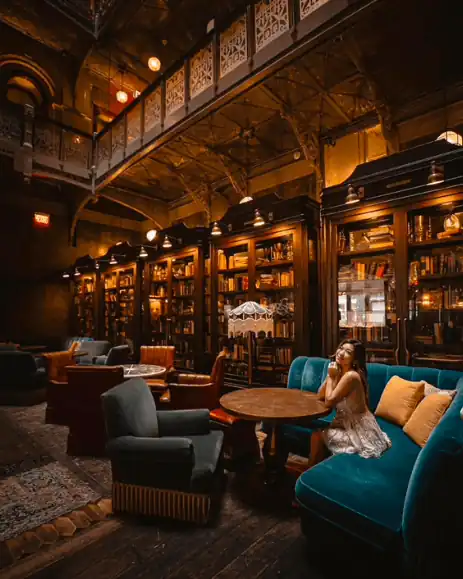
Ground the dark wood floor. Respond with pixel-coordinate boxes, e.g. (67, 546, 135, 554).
(27, 491, 324, 579)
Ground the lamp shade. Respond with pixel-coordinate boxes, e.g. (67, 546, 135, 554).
(227, 301, 273, 337)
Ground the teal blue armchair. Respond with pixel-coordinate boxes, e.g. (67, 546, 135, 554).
(289, 357, 463, 579)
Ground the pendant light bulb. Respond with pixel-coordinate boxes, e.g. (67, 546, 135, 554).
(162, 235, 172, 249)
(95, 261, 100, 270)
(116, 90, 128, 104)
(109, 255, 118, 265)
(240, 196, 253, 204)
(428, 160, 445, 185)
(253, 209, 265, 227)
(62, 272, 70, 279)
(74, 268, 81, 277)
(148, 57, 161, 72)
(211, 221, 222, 236)
(146, 229, 157, 242)
(139, 246, 148, 258)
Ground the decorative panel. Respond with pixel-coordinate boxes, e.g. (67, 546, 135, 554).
(166, 68, 185, 116)
(220, 15, 248, 78)
(63, 132, 90, 168)
(111, 119, 125, 156)
(144, 88, 162, 133)
(34, 122, 60, 158)
(97, 132, 110, 166)
(255, 0, 289, 52)
(300, 0, 331, 20)
(127, 103, 141, 144)
(190, 44, 213, 99)
(0, 109, 21, 143)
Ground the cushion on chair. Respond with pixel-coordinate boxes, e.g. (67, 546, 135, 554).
(101, 378, 159, 439)
(210, 407, 239, 425)
(76, 341, 111, 365)
(296, 418, 420, 551)
(106, 345, 130, 366)
(375, 376, 424, 426)
(403, 392, 453, 447)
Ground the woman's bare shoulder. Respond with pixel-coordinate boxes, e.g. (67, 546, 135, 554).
(342, 370, 363, 384)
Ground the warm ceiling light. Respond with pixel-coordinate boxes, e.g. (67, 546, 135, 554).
(148, 57, 161, 72)
(162, 235, 172, 249)
(253, 209, 265, 227)
(345, 184, 360, 205)
(109, 255, 118, 265)
(139, 246, 148, 258)
(74, 268, 81, 277)
(437, 131, 463, 146)
(95, 261, 100, 270)
(133, 90, 141, 98)
(62, 272, 70, 279)
(428, 160, 445, 185)
(116, 90, 128, 104)
(146, 229, 157, 242)
(240, 196, 253, 204)
(211, 222, 222, 236)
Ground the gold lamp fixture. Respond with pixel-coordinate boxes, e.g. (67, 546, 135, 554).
(74, 268, 81, 277)
(139, 246, 148, 258)
(253, 209, 265, 227)
(62, 271, 70, 279)
(211, 222, 222, 236)
(345, 184, 364, 205)
(428, 160, 445, 185)
(109, 255, 118, 265)
(162, 235, 172, 249)
(240, 196, 253, 204)
(116, 90, 128, 104)
(148, 57, 161, 72)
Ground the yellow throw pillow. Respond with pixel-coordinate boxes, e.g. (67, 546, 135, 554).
(375, 376, 424, 426)
(403, 392, 453, 447)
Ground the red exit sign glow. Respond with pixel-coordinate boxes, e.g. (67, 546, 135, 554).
(33, 212, 51, 227)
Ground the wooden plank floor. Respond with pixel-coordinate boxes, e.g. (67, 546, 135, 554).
(26, 491, 326, 579)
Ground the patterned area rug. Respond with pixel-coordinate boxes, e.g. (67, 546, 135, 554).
(0, 404, 113, 570)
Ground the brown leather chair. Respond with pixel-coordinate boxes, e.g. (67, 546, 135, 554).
(42, 350, 77, 382)
(169, 351, 259, 464)
(140, 345, 176, 389)
(64, 365, 125, 456)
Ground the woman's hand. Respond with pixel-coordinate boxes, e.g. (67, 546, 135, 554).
(328, 362, 339, 380)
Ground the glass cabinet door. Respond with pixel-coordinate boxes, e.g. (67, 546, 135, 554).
(408, 206, 463, 369)
(337, 217, 397, 363)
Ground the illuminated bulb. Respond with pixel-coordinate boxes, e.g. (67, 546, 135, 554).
(162, 235, 172, 249)
(253, 209, 265, 227)
(74, 268, 81, 277)
(133, 90, 141, 98)
(139, 246, 148, 258)
(109, 255, 118, 265)
(95, 261, 100, 270)
(437, 131, 463, 146)
(62, 272, 70, 279)
(146, 229, 157, 242)
(116, 90, 128, 104)
(148, 56, 161, 72)
(240, 196, 253, 204)
(211, 222, 222, 236)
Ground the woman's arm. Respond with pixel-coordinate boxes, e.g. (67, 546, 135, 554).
(318, 379, 327, 400)
(324, 371, 359, 408)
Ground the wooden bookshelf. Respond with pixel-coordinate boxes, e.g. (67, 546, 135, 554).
(72, 273, 97, 337)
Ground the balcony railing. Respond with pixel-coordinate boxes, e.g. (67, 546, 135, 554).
(0, 0, 356, 188)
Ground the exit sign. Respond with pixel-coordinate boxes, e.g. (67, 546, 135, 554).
(34, 212, 51, 228)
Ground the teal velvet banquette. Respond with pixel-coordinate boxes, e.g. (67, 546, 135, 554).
(287, 357, 463, 579)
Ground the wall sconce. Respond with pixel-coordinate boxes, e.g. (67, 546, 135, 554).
(345, 185, 364, 205)
(139, 246, 148, 258)
(74, 268, 81, 277)
(428, 160, 445, 185)
(109, 255, 118, 265)
(211, 222, 222, 236)
(146, 229, 157, 242)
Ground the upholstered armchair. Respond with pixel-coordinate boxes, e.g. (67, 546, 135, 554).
(101, 378, 225, 524)
(0, 351, 47, 405)
(140, 345, 176, 389)
(169, 351, 260, 465)
(94, 345, 130, 366)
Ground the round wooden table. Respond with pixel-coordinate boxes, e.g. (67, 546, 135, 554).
(122, 364, 166, 379)
(220, 388, 330, 481)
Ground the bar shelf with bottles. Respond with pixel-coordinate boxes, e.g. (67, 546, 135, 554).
(72, 274, 96, 337)
(210, 194, 320, 390)
(321, 138, 463, 369)
(337, 218, 397, 364)
(408, 206, 463, 366)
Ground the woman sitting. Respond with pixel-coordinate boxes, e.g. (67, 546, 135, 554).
(316, 339, 391, 459)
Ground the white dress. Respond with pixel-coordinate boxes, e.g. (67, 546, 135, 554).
(323, 388, 392, 459)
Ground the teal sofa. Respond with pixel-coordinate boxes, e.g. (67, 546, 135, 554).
(288, 357, 463, 578)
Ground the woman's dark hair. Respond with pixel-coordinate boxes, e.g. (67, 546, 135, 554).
(337, 338, 369, 404)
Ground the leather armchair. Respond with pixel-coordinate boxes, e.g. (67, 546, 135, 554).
(101, 378, 225, 524)
(168, 351, 260, 465)
(140, 345, 176, 389)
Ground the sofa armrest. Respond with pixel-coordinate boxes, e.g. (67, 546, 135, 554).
(107, 435, 194, 463)
(93, 355, 107, 366)
(157, 409, 210, 437)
